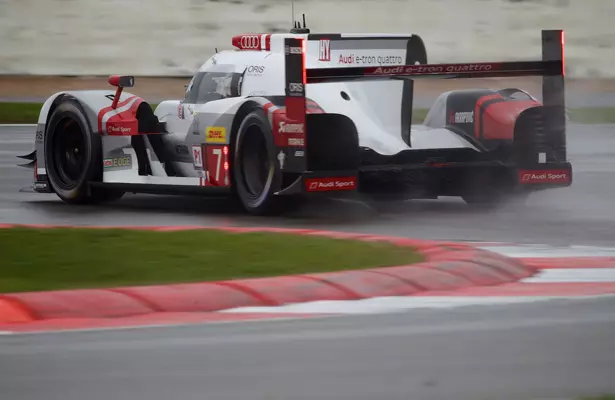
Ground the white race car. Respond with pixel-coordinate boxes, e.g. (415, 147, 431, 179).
(21, 21, 571, 214)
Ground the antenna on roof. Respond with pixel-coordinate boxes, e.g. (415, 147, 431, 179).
(290, 12, 310, 34)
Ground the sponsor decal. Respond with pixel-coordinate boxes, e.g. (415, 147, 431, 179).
(518, 169, 570, 184)
(288, 82, 304, 97)
(240, 35, 261, 49)
(337, 54, 403, 66)
(270, 110, 305, 148)
(205, 126, 227, 143)
(178, 103, 185, 119)
(294, 150, 305, 157)
(450, 111, 474, 124)
(368, 63, 495, 76)
(305, 177, 357, 192)
(288, 137, 305, 147)
(278, 121, 305, 134)
(246, 65, 265, 76)
(35, 128, 43, 144)
(192, 145, 203, 169)
(33, 182, 48, 190)
(289, 82, 304, 93)
(277, 150, 286, 170)
(318, 39, 331, 61)
(233, 34, 270, 51)
(103, 155, 132, 169)
(205, 145, 230, 187)
(107, 125, 133, 135)
(289, 46, 302, 54)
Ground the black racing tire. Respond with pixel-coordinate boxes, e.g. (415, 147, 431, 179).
(90, 186, 125, 204)
(45, 99, 124, 204)
(232, 109, 284, 215)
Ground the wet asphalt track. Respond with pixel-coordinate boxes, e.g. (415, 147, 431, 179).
(2, 124, 615, 246)
(2, 297, 615, 400)
(2, 124, 615, 399)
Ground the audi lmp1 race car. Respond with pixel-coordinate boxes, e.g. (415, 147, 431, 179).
(20, 22, 571, 215)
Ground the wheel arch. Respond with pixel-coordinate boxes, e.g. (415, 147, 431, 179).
(228, 99, 269, 171)
(36, 93, 99, 188)
(230, 100, 267, 146)
(37, 90, 145, 164)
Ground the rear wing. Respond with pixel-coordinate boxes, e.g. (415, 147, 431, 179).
(283, 29, 565, 137)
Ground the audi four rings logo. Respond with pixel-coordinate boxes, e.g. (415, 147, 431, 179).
(240, 36, 261, 49)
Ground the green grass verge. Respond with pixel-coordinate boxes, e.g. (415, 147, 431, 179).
(1, 102, 614, 124)
(0, 102, 45, 124)
(569, 107, 615, 124)
(0, 227, 423, 293)
(580, 396, 615, 400)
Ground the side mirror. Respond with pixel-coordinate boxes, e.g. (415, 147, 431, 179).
(108, 75, 135, 88)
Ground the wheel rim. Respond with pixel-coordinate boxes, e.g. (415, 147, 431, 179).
(52, 118, 86, 188)
(239, 125, 273, 202)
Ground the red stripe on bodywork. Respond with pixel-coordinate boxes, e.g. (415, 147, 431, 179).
(482, 100, 540, 140)
(105, 97, 143, 136)
(263, 102, 275, 114)
(97, 95, 139, 133)
(473, 94, 502, 139)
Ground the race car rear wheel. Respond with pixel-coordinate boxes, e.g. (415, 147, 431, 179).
(45, 99, 124, 204)
(232, 110, 284, 215)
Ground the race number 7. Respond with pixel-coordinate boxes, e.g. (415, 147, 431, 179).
(212, 148, 222, 182)
(206, 145, 229, 186)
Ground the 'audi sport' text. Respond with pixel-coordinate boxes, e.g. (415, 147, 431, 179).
(107, 125, 132, 135)
(518, 169, 570, 184)
(306, 177, 357, 192)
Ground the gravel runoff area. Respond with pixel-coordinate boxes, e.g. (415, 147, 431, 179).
(2, 75, 615, 103)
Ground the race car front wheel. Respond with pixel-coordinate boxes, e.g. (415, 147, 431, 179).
(45, 98, 123, 204)
(232, 110, 284, 215)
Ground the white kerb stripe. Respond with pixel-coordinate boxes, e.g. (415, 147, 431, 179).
(522, 268, 615, 283)
(478, 245, 615, 258)
(101, 97, 140, 133)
